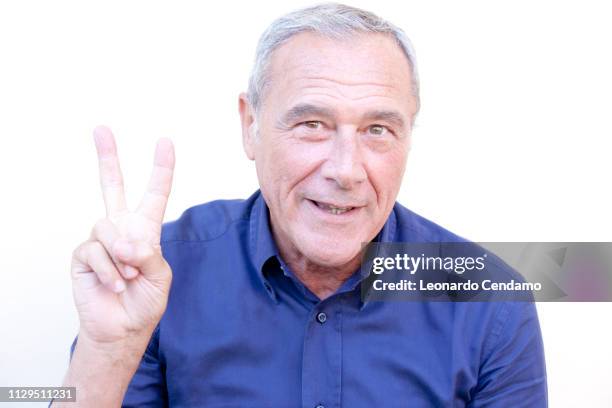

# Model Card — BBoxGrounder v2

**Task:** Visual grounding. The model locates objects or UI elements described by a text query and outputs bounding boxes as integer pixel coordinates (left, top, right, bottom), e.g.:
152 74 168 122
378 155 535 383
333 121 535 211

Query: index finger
137 137 175 224
93 126 128 217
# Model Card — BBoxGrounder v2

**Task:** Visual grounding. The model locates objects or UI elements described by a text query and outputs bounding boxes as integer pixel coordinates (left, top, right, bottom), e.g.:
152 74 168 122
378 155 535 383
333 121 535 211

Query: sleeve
121 324 168 407
468 301 548 407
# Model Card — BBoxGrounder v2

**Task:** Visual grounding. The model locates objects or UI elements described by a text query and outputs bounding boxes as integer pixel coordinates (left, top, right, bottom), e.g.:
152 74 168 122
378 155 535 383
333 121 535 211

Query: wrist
76 326 155 355
59 328 155 407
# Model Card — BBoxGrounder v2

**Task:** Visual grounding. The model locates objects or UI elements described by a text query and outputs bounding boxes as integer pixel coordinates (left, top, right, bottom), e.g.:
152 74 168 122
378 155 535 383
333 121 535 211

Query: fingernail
114 280 126 293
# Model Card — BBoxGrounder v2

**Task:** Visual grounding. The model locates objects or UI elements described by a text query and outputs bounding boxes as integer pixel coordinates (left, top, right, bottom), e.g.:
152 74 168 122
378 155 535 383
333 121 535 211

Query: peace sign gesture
70 126 175 345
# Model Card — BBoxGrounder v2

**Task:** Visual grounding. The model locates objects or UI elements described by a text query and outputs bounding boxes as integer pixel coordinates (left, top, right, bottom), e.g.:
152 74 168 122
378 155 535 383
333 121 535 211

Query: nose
320 128 367 190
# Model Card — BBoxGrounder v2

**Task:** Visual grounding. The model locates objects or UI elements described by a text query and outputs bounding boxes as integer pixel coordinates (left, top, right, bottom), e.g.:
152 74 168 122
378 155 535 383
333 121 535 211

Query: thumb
113 239 171 284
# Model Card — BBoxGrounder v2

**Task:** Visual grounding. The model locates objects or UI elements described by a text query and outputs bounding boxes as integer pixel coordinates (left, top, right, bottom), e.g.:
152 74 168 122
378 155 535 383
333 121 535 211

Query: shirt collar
249 192 281 302
248 190 399 306
357 208 397 309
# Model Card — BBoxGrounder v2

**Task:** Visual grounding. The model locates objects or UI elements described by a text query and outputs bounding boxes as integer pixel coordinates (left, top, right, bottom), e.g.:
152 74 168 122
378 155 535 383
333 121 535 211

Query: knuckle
88 240 105 255
83 241 105 266
73 240 93 260
137 244 157 263
93 264 114 284
95 270 113 284
130 244 165 270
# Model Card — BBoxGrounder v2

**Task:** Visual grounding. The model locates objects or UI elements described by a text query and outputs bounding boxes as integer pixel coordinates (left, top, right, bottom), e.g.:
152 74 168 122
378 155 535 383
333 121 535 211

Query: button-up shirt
71 190 547 407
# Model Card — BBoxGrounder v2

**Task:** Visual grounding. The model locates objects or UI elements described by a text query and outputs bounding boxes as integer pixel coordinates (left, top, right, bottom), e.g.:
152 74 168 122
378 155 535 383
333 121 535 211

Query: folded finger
91 218 139 280
113 240 170 283
74 240 126 293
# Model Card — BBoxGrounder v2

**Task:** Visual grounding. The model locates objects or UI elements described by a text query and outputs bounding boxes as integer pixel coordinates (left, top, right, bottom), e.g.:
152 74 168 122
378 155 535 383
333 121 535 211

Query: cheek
257 138 326 202
364 147 408 202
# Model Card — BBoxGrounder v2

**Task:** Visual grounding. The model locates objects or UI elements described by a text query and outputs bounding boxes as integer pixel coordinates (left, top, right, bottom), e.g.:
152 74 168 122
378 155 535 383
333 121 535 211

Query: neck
286 250 362 300
271 232 361 300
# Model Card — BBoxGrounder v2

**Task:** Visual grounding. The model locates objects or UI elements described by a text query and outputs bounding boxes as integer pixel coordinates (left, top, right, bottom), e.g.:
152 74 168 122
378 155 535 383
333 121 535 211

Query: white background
1 1 611 406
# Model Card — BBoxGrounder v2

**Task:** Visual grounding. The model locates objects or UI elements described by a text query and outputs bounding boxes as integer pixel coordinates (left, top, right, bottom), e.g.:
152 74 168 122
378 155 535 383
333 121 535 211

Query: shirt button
315 405 325 408
316 312 327 324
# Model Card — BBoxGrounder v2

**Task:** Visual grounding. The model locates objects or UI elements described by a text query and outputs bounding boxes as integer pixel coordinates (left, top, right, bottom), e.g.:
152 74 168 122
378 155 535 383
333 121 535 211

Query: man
57 3 547 407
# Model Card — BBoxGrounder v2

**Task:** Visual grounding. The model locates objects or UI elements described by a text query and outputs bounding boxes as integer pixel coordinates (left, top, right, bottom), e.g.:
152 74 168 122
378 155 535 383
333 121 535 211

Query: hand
71 126 175 344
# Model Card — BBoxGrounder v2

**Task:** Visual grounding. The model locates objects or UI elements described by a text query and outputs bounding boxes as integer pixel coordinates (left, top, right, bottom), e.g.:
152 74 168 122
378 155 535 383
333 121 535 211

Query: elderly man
57 3 547 407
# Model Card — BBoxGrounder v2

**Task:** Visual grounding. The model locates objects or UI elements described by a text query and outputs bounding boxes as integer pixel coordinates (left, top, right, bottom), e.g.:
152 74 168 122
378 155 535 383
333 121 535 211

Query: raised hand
70 126 175 344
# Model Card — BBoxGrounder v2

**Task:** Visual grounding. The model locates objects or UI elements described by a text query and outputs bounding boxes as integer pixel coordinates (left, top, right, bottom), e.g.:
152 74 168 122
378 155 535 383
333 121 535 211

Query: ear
238 92 256 160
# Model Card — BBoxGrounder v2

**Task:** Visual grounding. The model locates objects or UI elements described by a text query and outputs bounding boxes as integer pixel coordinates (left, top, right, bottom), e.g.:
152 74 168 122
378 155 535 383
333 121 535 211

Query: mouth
307 199 358 215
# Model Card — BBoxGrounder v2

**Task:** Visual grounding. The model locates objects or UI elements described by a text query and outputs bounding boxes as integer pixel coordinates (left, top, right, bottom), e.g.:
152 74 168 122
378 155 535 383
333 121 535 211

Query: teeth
315 201 353 214
330 207 350 215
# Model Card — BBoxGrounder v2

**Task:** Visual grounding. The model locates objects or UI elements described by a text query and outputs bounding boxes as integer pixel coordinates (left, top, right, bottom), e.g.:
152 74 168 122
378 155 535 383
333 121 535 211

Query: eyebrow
281 103 335 125
363 110 406 131
280 103 407 132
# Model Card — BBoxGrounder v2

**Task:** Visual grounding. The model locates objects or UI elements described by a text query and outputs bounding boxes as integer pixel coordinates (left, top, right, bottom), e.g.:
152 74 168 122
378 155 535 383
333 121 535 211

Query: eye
300 120 323 130
367 124 389 136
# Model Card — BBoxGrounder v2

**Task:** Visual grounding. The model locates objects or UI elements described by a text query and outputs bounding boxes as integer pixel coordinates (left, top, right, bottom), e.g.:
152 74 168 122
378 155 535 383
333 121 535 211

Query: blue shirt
73 190 547 407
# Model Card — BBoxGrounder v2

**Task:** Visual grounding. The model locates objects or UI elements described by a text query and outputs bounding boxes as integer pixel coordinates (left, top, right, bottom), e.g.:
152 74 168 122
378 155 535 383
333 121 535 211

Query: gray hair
247 2 420 115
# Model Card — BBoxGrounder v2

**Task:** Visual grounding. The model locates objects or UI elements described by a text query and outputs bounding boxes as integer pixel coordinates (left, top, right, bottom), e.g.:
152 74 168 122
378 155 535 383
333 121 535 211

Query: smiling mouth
309 199 356 215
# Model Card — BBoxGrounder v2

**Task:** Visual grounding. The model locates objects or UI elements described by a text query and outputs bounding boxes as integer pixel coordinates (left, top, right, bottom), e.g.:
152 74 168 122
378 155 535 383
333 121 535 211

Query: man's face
240 32 418 267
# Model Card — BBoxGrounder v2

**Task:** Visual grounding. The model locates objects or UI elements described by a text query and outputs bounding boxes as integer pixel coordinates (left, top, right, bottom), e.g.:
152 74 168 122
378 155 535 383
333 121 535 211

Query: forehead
263 31 417 117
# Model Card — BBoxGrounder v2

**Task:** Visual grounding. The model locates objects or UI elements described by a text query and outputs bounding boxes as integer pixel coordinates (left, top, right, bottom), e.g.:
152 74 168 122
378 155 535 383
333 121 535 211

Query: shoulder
393 202 528 285
160 191 260 243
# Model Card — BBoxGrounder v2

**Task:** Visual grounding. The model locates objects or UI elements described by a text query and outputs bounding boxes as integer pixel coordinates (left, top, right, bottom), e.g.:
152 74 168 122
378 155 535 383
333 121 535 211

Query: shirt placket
301 297 343 408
